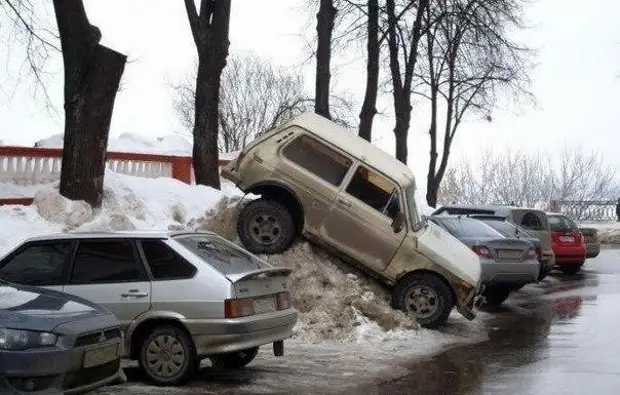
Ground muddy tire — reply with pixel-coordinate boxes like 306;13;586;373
237;199;296;254
391;273;454;329
138;325;196;386
210;347;260;369
560;264;582;275
483;286;511;306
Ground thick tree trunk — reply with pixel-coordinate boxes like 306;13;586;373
315;0;336;119
358;0;379;142
53;0;126;207
394;102;410;164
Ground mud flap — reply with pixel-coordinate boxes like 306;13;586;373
273;340;284;357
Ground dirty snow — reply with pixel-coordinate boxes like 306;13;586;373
580;222;620;245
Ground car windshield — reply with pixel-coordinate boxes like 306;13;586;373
548;215;578;232
174;234;271;275
405;182;423;227
435;218;504;239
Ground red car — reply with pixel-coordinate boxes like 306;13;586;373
547;212;586;274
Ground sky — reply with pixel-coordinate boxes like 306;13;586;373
1;0;619;191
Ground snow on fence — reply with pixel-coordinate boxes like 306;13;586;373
0;146;233;205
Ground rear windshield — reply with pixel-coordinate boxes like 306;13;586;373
548;215;578;232
174;235;271;275
434;218;503;239
481;220;535;239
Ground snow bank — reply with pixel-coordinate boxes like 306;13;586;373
580;222;620;244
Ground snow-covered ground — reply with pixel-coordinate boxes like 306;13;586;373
580;222;620;244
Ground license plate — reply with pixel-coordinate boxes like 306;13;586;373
560;236;575;243
497;250;521;260
83;343;119;368
253;296;277;314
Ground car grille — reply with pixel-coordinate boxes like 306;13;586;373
62;360;119;390
74;327;122;347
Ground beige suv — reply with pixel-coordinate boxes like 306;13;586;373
221;112;482;328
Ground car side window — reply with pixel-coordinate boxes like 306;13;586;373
140;240;196;280
345;165;400;219
0;242;71;286
282;134;352;186
70;240;146;284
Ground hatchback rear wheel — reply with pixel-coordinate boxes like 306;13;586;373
560;264;582;275
237;199;296;254
139;326;196;386
210;347;260;369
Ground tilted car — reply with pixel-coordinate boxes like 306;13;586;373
428;216;540;306
220;112;483;328
468;214;553;281
546;212;587;274
0;231;298;386
433;204;555;275
0;280;123;394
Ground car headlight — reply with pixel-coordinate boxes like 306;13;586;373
0;327;58;351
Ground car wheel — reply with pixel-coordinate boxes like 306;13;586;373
139;326;196;386
538;266;549;281
560;265;582;275
391;273;454;329
237;199;296;254
483;286;511;306
210;347;260;369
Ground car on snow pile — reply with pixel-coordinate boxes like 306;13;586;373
0;231;298;386
0;280;123;394
428;216;540;306
220;111;483;328
546;212;587;274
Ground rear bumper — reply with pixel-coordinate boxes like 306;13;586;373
185;309;299;357
480;260;540;285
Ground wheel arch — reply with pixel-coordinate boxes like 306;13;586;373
245;181;305;236
127;313;193;360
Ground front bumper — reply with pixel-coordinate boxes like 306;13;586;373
185;309;299;357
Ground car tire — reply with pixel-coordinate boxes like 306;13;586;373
237;199;296;254
560;265;582;275
538;266;549;281
139;325;196;386
391;272;454;329
483;286;511;306
209;347;260;369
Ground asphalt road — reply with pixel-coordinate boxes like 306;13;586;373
95;247;620;395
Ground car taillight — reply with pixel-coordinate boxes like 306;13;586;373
527;248;538;260
472;245;492;258
224;298;254;318
276;291;291;310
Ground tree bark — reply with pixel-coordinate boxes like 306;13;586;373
358;0;379;142
53;0;126;207
315;0;336;119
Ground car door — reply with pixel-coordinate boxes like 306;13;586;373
275;130;354;232
63;239;151;328
319;163;407;272
0;240;73;292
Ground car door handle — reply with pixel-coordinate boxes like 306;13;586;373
121;289;149;298
338;198;352;207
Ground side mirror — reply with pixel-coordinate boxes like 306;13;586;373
391;211;406;233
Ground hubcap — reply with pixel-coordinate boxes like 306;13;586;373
146;335;186;378
249;213;281;245
406;285;439;320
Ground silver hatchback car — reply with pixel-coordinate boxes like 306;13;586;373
0;231;298;386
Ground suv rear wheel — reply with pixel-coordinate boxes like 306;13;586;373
237;199;296;254
210;347;260;369
139;325;196;386
392;273;454;328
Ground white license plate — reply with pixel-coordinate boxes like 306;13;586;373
83;343;119;368
497;250;521;260
253;296;277;314
560;236;575;243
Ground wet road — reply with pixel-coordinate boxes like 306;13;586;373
376;246;620;395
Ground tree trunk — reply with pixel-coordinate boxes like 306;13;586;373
394;101;410;164
358;0;379;142
315;0;336;119
53;0;126;208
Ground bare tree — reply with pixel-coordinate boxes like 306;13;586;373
184;0;232;190
172;51;312;153
315;0;337;119
53;0;126;207
438;147;617;209
420;0;533;208
358;0;380;142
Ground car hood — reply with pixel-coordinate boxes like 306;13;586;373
416;221;481;286
0;283;106;332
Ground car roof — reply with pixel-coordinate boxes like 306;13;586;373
19;230;218;243
278;112;416;187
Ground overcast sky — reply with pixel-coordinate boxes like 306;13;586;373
1;0;619;189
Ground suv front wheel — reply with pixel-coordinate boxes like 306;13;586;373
392;272;454;328
237;199;296;254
